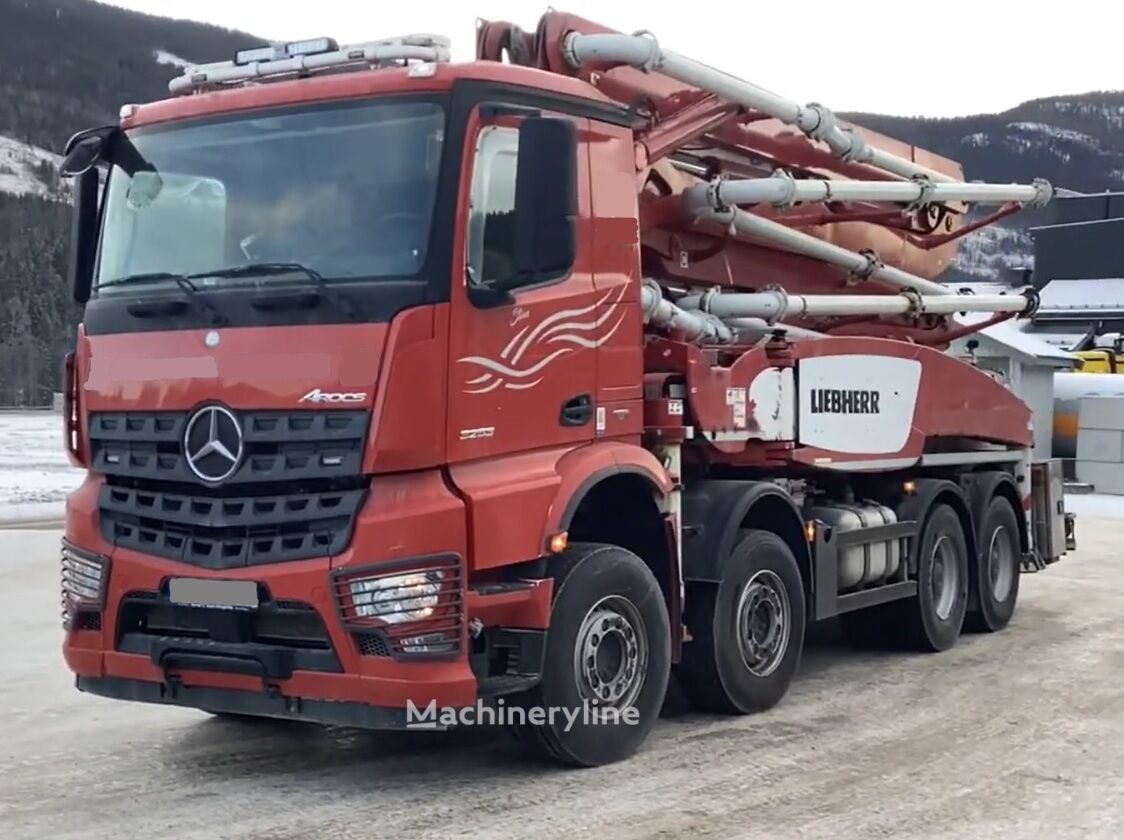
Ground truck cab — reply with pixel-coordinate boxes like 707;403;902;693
60;36;670;764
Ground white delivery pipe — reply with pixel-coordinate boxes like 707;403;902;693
640;280;733;343
688;171;1054;211
697;204;954;296
564;32;953;183
642;281;825;342
679;289;1034;320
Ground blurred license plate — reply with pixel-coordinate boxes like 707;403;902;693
168;578;258;610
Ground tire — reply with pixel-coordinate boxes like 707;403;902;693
679;529;806;714
965;496;1021;632
841;502;969;652
510;542;671;767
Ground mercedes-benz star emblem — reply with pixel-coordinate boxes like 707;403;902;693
184;405;244;483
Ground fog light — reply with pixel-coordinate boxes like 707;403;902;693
399;631;457;654
348;570;444;624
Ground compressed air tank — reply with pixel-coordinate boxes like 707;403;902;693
810;503;902;591
1052;372;1124;458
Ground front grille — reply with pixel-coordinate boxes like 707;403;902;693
117;592;340;673
90;408;370;568
99;484;364;568
89;410;368;485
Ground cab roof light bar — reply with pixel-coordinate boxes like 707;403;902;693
168;34;452;96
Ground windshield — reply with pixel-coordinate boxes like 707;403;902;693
94;98;446;291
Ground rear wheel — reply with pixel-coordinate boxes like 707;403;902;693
966;496;1021;632
510;542;671;767
680;529;806;714
842;502;969;652
909;503;970;651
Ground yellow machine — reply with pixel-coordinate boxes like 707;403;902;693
1074;348;1124;373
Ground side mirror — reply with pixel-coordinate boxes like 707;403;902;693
61;126;117;305
494;117;577;292
68;167;100;304
60;126;115;176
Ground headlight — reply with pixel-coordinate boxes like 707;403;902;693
349;570;444;624
60;540;108;628
333;557;463;659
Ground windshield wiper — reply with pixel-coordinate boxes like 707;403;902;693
97;271;183;289
98;272;226;325
193;263;359;319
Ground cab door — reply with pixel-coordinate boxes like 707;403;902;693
446;105;604;463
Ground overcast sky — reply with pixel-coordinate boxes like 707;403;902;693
102;0;1122;117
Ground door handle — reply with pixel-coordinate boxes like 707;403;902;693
560;394;593;427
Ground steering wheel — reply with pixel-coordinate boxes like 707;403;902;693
246;210;431;270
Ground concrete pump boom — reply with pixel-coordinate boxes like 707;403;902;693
563;31;955;183
474;11;1056;343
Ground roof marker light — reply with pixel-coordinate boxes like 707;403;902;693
235;38;338;66
235;45;282;65
285;38;338;57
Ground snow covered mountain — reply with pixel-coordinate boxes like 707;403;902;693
0;136;64;199
0;0;255;155
843;93;1124;282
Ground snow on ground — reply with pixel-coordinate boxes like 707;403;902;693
0;136;64;199
1064;491;1124;520
0;411;83;522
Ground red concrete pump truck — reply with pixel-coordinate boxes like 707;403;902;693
58;10;1075;766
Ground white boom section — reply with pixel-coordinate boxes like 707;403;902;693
688;171;1054;211
169;35;452;95
564;31;953;182
678;288;1035;321
696;204;954;296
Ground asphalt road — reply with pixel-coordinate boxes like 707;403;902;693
2;520;1122;840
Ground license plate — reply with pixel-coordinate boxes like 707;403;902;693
168;578;259;610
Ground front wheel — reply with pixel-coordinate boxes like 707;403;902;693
679;529;806;714
511;542;671;767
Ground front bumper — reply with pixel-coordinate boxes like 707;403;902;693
61;472;552;718
77;675;424;729
62;555;553;717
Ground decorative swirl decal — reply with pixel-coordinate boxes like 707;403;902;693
457;286;627;393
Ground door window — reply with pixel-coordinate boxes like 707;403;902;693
465;125;518;287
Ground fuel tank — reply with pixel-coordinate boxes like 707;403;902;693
810;502;902;591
